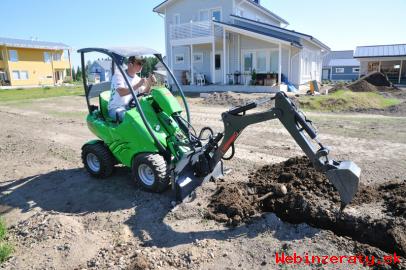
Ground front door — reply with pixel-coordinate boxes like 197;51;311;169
322;69;329;80
214;52;223;84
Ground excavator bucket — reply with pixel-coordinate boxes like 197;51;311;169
325;160;361;208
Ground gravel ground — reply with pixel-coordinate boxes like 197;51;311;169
1;94;406;269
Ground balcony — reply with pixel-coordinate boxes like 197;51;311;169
169;20;222;45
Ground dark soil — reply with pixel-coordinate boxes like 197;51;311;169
207;156;406;259
348;80;379;92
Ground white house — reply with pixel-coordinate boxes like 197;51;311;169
153;0;330;92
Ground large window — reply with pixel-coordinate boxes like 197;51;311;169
20;71;29;80
12;70;29;80
336;68;344;73
243;50;277;73
44;52;51;63
211;9;221;21
256;51;267;73
175;54;184;64
53;53;62;61
244;52;253;72
9;50;18;62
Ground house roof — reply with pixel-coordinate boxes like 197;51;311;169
329;59;359;67
231;15;330;51
0;37;70;50
153;0;289;25
93;60;112;71
322;50;354;67
354;44;406;58
214;21;302;48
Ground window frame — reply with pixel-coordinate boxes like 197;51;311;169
44;52;51;63
12;70;20;80
336;68;345;73
20;70;29;80
211;8;222;21
193;53;203;63
352;67;360;73
174;54;184;64
173;14;180;25
53;53;62;61
9;50;18;62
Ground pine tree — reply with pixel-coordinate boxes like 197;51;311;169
71;66;76;81
76;66;82;81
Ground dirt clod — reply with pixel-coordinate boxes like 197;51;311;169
207;156;406;258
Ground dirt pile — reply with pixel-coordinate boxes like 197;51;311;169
202;92;274;107
207;156;406;258
347;80;379;92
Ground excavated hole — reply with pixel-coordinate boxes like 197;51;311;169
207;156;406;257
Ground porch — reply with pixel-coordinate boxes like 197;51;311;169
181;84;283;93
360;59;406;85
168;20;305;91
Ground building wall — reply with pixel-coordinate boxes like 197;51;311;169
234;2;281;26
5;47;70;86
331;66;359;81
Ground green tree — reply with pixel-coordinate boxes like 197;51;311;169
76;66;82;81
141;57;159;77
71;66;76;81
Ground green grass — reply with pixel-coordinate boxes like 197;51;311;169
299;90;401;112
0;86;84;102
0;218;13;264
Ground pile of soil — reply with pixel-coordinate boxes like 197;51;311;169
202;92;274;107
347;80;379;92
207;156;406;258
364;72;393;87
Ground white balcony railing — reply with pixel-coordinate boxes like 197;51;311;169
170;20;220;41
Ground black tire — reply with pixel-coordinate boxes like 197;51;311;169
82;143;115;178
132;153;169;192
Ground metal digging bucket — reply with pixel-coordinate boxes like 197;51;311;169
325;160;361;208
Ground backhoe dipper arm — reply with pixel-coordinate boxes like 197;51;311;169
211;92;360;208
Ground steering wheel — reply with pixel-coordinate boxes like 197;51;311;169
128;92;147;108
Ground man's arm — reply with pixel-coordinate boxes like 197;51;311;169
116;78;146;97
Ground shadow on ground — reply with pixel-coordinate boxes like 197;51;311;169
0;167;318;248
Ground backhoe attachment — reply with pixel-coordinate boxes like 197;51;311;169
173;92;360;208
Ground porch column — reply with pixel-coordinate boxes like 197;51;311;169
278;43;282;86
190;44;194;85
212;39;216;84
223;29;227;84
379;61;381;72
238;34;241;72
399;60;403;84
288;47;291;80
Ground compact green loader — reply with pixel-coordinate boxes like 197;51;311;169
78;47;360;208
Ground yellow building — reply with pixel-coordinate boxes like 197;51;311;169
0;37;72;87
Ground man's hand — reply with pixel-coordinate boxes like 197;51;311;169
133;78;146;90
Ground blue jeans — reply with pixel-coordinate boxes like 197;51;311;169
108;107;126;121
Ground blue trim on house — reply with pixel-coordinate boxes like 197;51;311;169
214;21;303;48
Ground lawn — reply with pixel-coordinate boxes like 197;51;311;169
0;86;84;102
0;218;12;264
298;89;401;111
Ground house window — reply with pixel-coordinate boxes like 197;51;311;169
53;53;62;61
215;54;221;70
235;8;244;17
193;53;203;63
12;71;20;80
211;9;221;21
256;51;267;73
199;10;209;21
20;71;29;80
9;50;18;62
336;68;344;73
44;52;51;63
174;14;180;24
352;67;360;73
175;54;184;64
244;52;254;72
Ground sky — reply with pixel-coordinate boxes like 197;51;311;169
1;0;405;68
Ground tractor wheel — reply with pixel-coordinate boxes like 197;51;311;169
132;153;169;193
82;143;115;178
